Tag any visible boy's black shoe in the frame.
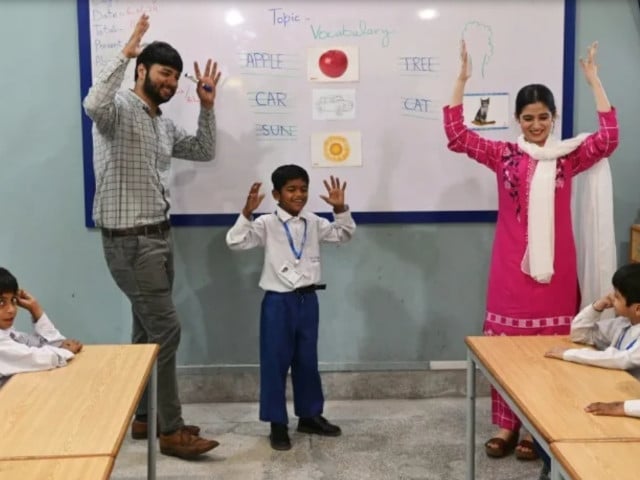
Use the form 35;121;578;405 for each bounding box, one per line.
297;415;342;437
270;422;291;450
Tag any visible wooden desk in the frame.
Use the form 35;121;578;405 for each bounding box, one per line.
466;336;640;480
0;344;158;478
551;441;640;480
0;456;114;480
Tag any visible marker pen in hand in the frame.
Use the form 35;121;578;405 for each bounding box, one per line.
184;73;213;92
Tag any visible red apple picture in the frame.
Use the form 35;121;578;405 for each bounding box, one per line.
318;49;348;78
308;46;358;82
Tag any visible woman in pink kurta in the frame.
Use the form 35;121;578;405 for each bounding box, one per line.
444;42;619;459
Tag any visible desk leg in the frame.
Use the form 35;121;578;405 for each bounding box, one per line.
550;458;561;480
467;351;476;480
148;359;157;480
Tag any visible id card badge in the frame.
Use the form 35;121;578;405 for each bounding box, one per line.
277;261;303;288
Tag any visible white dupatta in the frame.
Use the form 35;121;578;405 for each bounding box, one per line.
572;158;617;316
516;134;615;294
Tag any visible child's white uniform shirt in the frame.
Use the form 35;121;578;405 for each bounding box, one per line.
226;206;355;292
624;399;640;417
0;312;74;386
563;304;640;379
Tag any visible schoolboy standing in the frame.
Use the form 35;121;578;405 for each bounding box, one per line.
226;164;355;450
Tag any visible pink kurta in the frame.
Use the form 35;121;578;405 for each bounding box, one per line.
444;104;619;429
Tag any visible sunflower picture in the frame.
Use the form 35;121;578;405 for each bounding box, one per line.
311;131;362;168
323;135;350;162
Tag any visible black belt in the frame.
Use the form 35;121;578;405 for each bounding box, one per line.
294;284;326;294
101;220;171;238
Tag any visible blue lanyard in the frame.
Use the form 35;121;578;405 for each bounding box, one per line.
615;326;638;350
278;213;307;262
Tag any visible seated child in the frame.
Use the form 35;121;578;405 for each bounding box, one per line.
544;263;640;375
225;164;355;451
0;267;82;387
539;262;640;479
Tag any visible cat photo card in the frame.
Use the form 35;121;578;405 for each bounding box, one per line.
462;92;509;131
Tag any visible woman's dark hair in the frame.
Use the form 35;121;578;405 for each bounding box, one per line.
515;84;557;117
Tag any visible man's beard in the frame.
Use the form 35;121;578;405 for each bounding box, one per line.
143;75;174;106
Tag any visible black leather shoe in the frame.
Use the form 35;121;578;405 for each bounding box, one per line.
270;423;291;450
297;415;342;437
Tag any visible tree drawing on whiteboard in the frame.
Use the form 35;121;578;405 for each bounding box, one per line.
461;21;494;79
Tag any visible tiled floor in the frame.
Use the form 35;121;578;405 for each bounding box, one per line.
112;397;542;480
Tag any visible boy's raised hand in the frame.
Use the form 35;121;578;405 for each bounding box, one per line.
320;176;347;213
16;289;43;321
242;182;265;219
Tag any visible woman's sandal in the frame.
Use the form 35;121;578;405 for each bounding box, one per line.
484;435;518;458
515;439;539;461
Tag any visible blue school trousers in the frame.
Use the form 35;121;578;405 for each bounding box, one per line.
259;290;324;424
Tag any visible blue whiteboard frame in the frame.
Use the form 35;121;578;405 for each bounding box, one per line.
77;0;576;227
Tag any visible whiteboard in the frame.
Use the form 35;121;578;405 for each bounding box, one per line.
78;0;575;226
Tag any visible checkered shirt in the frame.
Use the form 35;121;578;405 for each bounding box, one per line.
83;52;216;228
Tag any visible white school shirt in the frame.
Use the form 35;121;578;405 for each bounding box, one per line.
563;304;640;379
624;399;640;417
226;206;355;292
0;313;74;387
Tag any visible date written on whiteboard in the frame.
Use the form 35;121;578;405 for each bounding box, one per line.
269;7;309;27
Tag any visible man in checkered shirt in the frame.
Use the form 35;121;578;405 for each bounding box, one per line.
83;14;220;460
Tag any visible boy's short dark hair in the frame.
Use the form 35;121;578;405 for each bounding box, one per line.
271;164;309;192
135;41;183;81
0;268;18;295
612;263;640;305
